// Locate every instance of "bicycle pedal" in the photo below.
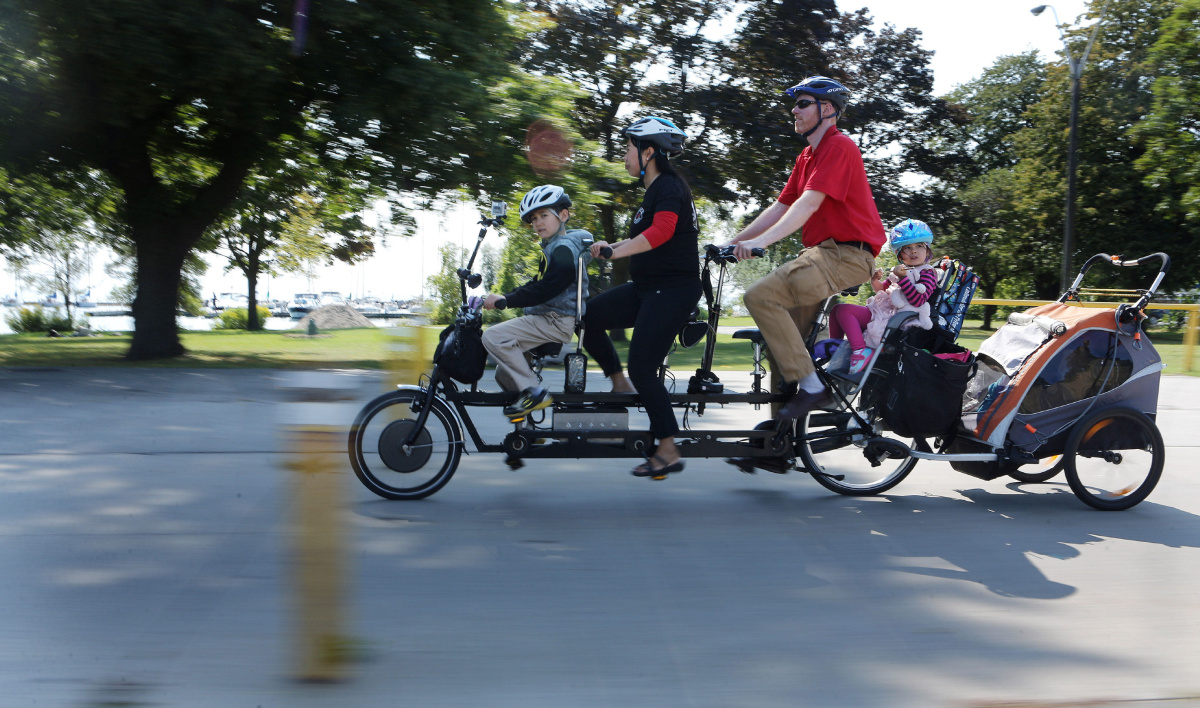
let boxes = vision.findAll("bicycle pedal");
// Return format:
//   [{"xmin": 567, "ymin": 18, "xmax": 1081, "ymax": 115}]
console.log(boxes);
[
  {"xmin": 725, "ymin": 458, "xmax": 757, "ymax": 475},
  {"xmin": 652, "ymin": 474, "xmax": 668, "ymax": 481},
  {"xmin": 508, "ymin": 416, "xmax": 526, "ymax": 424}
]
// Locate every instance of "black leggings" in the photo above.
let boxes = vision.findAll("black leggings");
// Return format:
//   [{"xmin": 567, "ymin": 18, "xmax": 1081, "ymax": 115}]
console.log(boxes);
[{"xmin": 582, "ymin": 280, "xmax": 702, "ymax": 439}]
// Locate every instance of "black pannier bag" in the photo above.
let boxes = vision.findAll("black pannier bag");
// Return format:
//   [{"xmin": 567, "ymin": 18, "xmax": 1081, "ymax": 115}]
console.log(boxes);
[
  {"xmin": 434, "ymin": 321, "xmax": 487, "ymax": 384},
  {"xmin": 880, "ymin": 330, "xmax": 976, "ymax": 439}
]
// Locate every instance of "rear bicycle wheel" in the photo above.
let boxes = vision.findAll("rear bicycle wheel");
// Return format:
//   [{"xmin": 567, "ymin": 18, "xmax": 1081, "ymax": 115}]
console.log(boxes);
[
  {"xmin": 1008, "ymin": 455, "xmax": 1065, "ymax": 483},
  {"xmin": 1064, "ymin": 408, "xmax": 1163, "ymax": 511},
  {"xmin": 797, "ymin": 407, "xmax": 917, "ymax": 496},
  {"xmin": 349, "ymin": 389, "xmax": 463, "ymax": 500}
]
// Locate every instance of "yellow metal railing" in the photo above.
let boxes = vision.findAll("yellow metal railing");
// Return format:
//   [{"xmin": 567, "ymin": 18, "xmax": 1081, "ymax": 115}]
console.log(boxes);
[{"xmin": 971, "ymin": 298, "xmax": 1199, "ymax": 373}]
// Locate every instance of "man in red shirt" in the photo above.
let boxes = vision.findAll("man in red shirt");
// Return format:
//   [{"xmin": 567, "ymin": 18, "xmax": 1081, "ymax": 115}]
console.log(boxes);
[{"xmin": 729, "ymin": 76, "xmax": 886, "ymax": 421}]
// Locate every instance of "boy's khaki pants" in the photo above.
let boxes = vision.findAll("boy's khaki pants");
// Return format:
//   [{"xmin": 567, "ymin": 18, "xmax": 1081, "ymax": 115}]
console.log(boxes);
[
  {"xmin": 481, "ymin": 312, "xmax": 576, "ymax": 393},
  {"xmin": 743, "ymin": 238, "xmax": 875, "ymax": 402}
]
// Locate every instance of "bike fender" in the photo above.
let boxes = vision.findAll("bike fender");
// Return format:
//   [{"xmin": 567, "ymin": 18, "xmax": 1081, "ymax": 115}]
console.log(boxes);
[{"xmin": 392, "ymin": 384, "xmax": 467, "ymax": 443}]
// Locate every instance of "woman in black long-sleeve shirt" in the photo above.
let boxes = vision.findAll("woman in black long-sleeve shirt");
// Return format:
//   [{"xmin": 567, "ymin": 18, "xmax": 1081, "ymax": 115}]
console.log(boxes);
[{"xmin": 585, "ymin": 117, "xmax": 701, "ymax": 479}]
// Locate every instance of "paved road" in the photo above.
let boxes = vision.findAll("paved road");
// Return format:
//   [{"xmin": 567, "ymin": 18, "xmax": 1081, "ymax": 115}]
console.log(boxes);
[{"xmin": 2, "ymin": 367, "xmax": 1200, "ymax": 707}]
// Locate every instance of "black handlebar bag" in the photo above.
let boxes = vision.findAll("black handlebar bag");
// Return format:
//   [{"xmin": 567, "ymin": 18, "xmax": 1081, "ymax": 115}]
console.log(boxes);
[
  {"xmin": 880, "ymin": 333, "xmax": 976, "ymax": 440},
  {"xmin": 434, "ymin": 320, "xmax": 487, "ymax": 384}
]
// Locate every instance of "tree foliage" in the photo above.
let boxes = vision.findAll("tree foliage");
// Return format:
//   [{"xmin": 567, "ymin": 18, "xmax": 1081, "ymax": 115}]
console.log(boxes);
[
  {"xmin": 1136, "ymin": 0, "xmax": 1200, "ymax": 281},
  {"xmin": 929, "ymin": 0, "xmax": 1193, "ymax": 313},
  {"xmin": 0, "ymin": 0, "xmax": 516, "ymax": 358},
  {"xmin": 207, "ymin": 124, "xmax": 379, "ymax": 330},
  {"xmin": 1008, "ymin": 0, "xmax": 1190, "ymax": 297},
  {"xmin": 426, "ymin": 243, "xmax": 470, "ymax": 325},
  {"xmin": 0, "ymin": 169, "xmax": 122, "ymax": 321}
]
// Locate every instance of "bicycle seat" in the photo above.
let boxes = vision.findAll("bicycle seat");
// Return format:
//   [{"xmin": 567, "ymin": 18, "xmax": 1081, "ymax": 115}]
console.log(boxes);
[
  {"xmin": 528, "ymin": 342, "xmax": 563, "ymax": 358},
  {"xmin": 840, "ymin": 285, "xmax": 861, "ymax": 297},
  {"xmin": 731, "ymin": 329, "xmax": 765, "ymax": 345}
]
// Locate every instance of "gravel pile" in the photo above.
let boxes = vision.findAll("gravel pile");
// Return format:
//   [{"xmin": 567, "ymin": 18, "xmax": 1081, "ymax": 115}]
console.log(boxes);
[{"xmin": 291, "ymin": 303, "xmax": 374, "ymax": 330}]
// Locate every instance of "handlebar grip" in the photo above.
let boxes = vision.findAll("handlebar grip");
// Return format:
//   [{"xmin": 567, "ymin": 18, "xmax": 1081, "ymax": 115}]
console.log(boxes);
[
  {"xmin": 1116, "ymin": 252, "xmax": 1172, "ymax": 275},
  {"xmin": 750, "ymin": 248, "xmax": 765, "ymax": 258},
  {"xmin": 599, "ymin": 246, "xmax": 613, "ymax": 259}
]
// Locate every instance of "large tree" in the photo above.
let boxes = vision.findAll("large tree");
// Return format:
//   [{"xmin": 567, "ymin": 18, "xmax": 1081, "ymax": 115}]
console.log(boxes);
[
  {"xmin": 1136, "ymin": 0, "xmax": 1200, "ymax": 278},
  {"xmin": 1007, "ymin": 0, "xmax": 1190, "ymax": 297},
  {"xmin": 923, "ymin": 52, "xmax": 1050, "ymax": 327},
  {"xmin": 0, "ymin": 0, "xmax": 514, "ymax": 359}
]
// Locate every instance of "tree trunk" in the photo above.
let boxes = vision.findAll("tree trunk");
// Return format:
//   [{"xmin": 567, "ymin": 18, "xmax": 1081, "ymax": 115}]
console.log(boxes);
[
  {"xmin": 247, "ymin": 250, "xmax": 261, "ymax": 332},
  {"xmin": 981, "ymin": 283, "xmax": 997, "ymax": 330},
  {"xmin": 104, "ymin": 135, "xmax": 256, "ymax": 359},
  {"xmin": 127, "ymin": 229, "xmax": 192, "ymax": 360}
]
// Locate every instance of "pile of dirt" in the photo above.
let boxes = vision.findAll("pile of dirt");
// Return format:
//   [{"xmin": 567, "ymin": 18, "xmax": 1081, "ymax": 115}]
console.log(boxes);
[{"xmin": 291, "ymin": 303, "xmax": 374, "ymax": 330}]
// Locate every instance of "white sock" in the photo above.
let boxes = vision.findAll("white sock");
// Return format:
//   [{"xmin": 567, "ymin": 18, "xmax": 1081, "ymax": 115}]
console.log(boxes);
[{"xmin": 798, "ymin": 372, "xmax": 824, "ymax": 394}]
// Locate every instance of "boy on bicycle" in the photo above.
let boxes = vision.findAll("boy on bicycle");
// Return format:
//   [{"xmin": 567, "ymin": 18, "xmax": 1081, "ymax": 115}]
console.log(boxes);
[{"xmin": 482, "ymin": 185, "xmax": 593, "ymax": 419}]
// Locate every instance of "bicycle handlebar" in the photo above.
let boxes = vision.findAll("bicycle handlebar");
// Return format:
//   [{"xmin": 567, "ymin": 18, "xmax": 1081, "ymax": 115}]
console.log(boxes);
[
  {"xmin": 1062, "ymin": 251, "xmax": 1172, "ymax": 306},
  {"xmin": 704, "ymin": 243, "xmax": 764, "ymax": 263}
]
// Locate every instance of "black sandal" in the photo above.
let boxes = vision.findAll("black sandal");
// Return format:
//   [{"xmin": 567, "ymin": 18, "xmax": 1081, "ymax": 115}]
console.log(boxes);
[{"xmin": 631, "ymin": 454, "xmax": 685, "ymax": 479}]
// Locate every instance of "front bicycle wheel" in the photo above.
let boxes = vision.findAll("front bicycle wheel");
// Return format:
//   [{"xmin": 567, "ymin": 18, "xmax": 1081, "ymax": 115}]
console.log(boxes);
[
  {"xmin": 349, "ymin": 389, "xmax": 463, "ymax": 500},
  {"xmin": 1064, "ymin": 407, "xmax": 1163, "ymax": 511},
  {"xmin": 797, "ymin": 407, "xmax": 917, "ymax": 496}
]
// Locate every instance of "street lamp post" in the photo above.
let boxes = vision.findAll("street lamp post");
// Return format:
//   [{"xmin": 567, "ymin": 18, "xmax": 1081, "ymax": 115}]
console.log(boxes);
[{"xmin": 1031, "ymin": 3, "xmax": 1109, "ymax": 292}]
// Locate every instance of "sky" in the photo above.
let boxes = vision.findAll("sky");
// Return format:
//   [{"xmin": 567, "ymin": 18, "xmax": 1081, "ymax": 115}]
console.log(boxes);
[{"xmin": 3, "ymin": 0, "xmax": 1093, "ymax": 305}]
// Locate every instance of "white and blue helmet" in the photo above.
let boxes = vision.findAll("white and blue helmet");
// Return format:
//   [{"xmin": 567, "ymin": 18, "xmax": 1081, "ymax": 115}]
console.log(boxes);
[
  {"xmin": 621, "ymin": 116, "xmax": 688, "ymax": 157},
  {"xmin": 889, "ymin": 219, "xmax": 934, "ymax": 254}
]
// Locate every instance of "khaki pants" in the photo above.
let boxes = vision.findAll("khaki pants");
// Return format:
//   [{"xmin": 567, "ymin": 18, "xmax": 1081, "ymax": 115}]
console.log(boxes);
[
  {"xmin": 743, "ymin": 239, "xmax": 875, "ymax": 396},
  {"xmin": 481, "ymin": 313, "xmax": 576, "ymax": 392}
]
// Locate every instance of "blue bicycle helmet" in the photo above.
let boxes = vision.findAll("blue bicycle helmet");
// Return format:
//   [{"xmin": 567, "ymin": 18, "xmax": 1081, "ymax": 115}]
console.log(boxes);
[
  {"xmin": 784, "ymin": 77, "xmax": 851, "ymax": 139},
  {"xmin": 889, "ymin": 219, "xmax": 934, "ymax": 254},
  {"xmin": 784, "ymin": 76, "xmax": 851, "ymax": 114}
]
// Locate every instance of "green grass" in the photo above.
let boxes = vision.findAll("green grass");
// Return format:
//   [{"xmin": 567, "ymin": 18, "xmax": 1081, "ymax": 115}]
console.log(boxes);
[
  {"xmin": 2, "ymin": 318, "xmax": 1196, "ymax": 376},
  {"xmin": 0, "ymin": 327, "xmax": 389, "ymax": 368}
]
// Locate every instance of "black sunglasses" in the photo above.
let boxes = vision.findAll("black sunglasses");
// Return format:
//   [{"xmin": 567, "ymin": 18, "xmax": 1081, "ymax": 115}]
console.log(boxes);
[{"xmin": 793, "ymin": 98, "xmax": 819, "ymax": 110}]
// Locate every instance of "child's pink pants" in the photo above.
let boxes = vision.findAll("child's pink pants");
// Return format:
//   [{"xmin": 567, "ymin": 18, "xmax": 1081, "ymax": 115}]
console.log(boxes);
[{"xmin": 831, "ymin": 303, "xmax": 871, "ymax": 351}]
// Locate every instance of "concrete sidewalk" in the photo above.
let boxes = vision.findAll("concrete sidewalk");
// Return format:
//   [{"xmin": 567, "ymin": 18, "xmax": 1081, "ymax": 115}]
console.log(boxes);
[{"xmin": 2, "ymin": 367, "xmax": 1200, "ymax": 707}]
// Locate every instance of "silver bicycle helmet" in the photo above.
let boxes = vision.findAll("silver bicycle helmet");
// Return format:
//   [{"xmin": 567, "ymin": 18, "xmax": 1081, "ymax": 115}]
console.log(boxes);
[
  {"xmin": 621, "ymin": 116, "xmax": 688, "ymax": 158},
  {"xmin": 519, "ymin": 185, "xmax": 572, "ymax": 223}
]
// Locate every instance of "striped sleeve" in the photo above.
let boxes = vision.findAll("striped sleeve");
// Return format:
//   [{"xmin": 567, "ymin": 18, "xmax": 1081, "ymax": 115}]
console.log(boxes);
[{"xmin": 895, "ymin": 268, "xmax": 939, "ymax": 307}]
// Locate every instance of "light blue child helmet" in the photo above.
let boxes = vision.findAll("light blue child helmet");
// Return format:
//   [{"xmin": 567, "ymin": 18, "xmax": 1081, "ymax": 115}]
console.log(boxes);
[{"xmin": 889, "ymin": 219, "xmax": 934, "ymax": 254}]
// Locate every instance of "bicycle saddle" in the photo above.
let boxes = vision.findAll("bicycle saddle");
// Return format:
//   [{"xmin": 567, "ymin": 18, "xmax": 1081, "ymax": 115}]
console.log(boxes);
[
  {"xmin": 528, "ymin": 342, "xmax": 563, "ymax": 358},
  {"xmin": 731, "ymin": 329, "xmax": 765, "ymax": 345}
]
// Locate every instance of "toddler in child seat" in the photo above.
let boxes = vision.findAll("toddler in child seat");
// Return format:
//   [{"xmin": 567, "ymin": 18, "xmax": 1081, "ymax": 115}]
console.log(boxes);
[{"xmin": 828, "ymin": 219, "xmax": 939, "ymax": 375}]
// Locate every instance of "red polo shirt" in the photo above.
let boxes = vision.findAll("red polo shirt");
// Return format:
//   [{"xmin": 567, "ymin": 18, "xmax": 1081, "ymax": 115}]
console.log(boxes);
[{"xmin": 777, "ymin": 126, "xmax": 886, "ymax": 255}]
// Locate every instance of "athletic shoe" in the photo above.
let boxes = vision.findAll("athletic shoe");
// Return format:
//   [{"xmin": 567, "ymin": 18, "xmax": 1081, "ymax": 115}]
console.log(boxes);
[
  {"xmin": 847, "ymin": 348, "xmax": 874, "ymax": 375},
  {"xmin": 503, "ymin": 386, "xmax": 553, "ymax": 420}
]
